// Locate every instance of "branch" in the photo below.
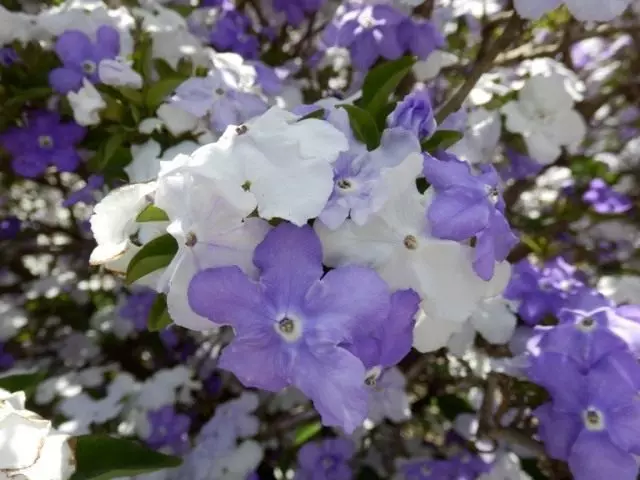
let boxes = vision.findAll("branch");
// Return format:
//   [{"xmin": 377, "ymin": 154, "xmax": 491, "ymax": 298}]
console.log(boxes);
[{"xmin": 435, "ymin": 12, "xmax": 526, "ymax": 123}]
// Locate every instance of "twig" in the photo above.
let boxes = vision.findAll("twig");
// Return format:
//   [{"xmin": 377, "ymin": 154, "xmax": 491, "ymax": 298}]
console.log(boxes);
[{"xmin": 435, "ymin": 13, "xmax": 525, "ymax": 124}]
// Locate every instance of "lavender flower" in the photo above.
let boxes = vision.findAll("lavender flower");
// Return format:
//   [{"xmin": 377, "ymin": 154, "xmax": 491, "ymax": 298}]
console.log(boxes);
[
  {"xmin": 145, "ymin": 406, "xmax": 191, "ymax": 455},
  {"xmin": 295, "ymin": 438, "xmax": 355, "ymax": 480},
  {"xmin": 118, "ymin": 288, "xmax": 157, "ymax": 332},
  {"xmin": 188, "ymin": 223, "xmax": 392, "ymax": 433},
  {"xmin": 209, "ymin": 5, "xmax": 259, "ymax": 59},
  {"xmin": 63, "ymin": 175, "xmax": 104, "ymax": 208},
  {"xmin": 0, "ymin": 216, "xmax": 20, "ymax": 240},
  {"xmin": 0, "ymin": 111, "xmax": 86, "ymax": 177},
  {"xmin": 498, "ymin": 148, "xmax": 543, "ymax": 181},
  {"xmin": 273, "ymin": 0, "xmax": 327, "ymax": 26},
  {"xmin": 424, "ymin": 153, "xmax": 518, "ymax": 280},
  {"xmin": 583, "ymin": 178, "xmax": 633, "ymax": 214},
  {"xmin": 49, "ymin": 26, "xmax": 120, "ymax": 94},
  {"xmin": 388, "ymin": 89, "xmax": 437, "ymax": 140}
]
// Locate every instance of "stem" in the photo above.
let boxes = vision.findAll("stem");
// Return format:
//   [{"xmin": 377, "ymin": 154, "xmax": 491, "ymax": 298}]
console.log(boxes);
[{"xmin": 435, "ymin": 13, "xmax": 525, "ymax": 124}]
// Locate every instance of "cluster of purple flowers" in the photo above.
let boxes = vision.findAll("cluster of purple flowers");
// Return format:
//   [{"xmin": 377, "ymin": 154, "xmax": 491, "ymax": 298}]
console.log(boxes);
[
  {"xmin": 527, "ymin": 288, "xmax": 640, "ymax": 480},
  {"xmin": 323, "ymin": 3, "xmax": 444, "ymax": 70}
]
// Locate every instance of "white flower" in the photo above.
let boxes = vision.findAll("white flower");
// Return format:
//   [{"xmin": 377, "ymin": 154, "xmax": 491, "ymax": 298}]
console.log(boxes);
[
  {"xmin": 0, "ymin": 389, "xmax": 75, "ymax": 480},
  {"xmin": 449, "ymin": 108, "xmax": 501, "ymax": 164},
  {"xmin": 150, "ymin": 29, "xmax": 208, "ymax": 69},
  {"xmin": 99, "ymin": 59, "xmax": 143, "ymax": 89},
  {"xmin": 188, "ymin": 106, "xmax": 349, "ymax": 225},
  {"xmin": 127, "ymin": 140, "xmax": 199, "ymax": 183},
  {"xmin": 0, "ymin": 6, "xmax": 40, "ymax": 45},
  {"xmin": 210, "ymin": 51, "xmax": 259, "ymax": 91},
  {"xmin": 413, "ymin": 50, "xmax": 458, "ymax": 82},
  {"xmin": 502, "ymin": 74, "xmax": 586, "ymax": 164},
  {"xmin": 133, "ymin": 3, "xmax": 186, "ymax": 32},
  {"xmin": 366, "ymin": 367, "xmax": 410, "ymax": 424},
  {"xmin": 154, "ymin": 168, "xmax": 270, "ymax": 330},
  {"xmin": 469, "ymin": 73, "xmax": 511, "ymax": 106},
  {"xmin": 135, "ymin": 366, "xmax": 198, "ymax": 411},
  {"xmin": 598, "ymin": 275, "xmax": 640, "ymax": 304},
  {"xmin": 89, "ymin": 182, "xmax": 157, "ymax": 266},
  {"xmin": 477, "ymin": 451, "xmax": 532, "ymax": 480},
  {"xmin": 156, "ymin": 104, "xmax": 201, "ymax": 137},
  {"xmin": 0, "ymin": 301, "xmax": 27, "ymax": 342},
  {"xmin": 413, "ymin": 307, "xmax": 466, "ymax": 353},
  {"xmin": 67, "ymin": 79, "xmax": 106, "ymax": 126},
  {"xmin": 514, "ymin": 0, "xmax": 631, "ymax": 22},
  {"xmin": 316, "ymin": 189, "xmax": 511, "ymax": 326}
]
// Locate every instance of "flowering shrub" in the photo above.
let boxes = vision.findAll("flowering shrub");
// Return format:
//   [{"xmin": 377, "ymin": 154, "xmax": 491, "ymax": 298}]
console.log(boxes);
[{"xmin": 1, "ymin": 0, "xmax": 640, "ymax": 479}]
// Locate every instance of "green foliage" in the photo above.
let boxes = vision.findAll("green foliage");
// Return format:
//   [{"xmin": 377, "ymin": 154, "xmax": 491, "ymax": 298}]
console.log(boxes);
[
  {"xmin": 293, "ymin": 421, "xmax": 323, "ymax": 446},
  {"xmin": 147, "ymin": 293, "xmax": 172, "ymax": 332},
  {"xmin": 339, "ymin": 104, "xmax": 381, "ymax": 150},
  {"xmin": 136, "ymin": 205, "xmax": 170, "ymax": 223},
  {"xmin": 421, "ymin": 130, "xmax": 464, "ymax": 153},
  {"xmin": 125, "ymin": 233, "xmax": 178, "ymax": 285},
  {"xmin": 70, "ymin": 435, "xmax": 181, "ymax": 480},
  {"xmin": 0, "ymin": 371, "xmax": 46, "ymax": 396},
  {"xmin": 435, "ymin": 394, "xmax": 476, "ymax": 421}
]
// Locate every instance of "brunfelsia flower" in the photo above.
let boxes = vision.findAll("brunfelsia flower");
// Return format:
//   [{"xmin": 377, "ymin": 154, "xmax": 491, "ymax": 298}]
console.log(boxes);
[
  {"xmin": 273, "ymin": 0, "xmax": 327, "ymax": 27},
  {"xmin": 188, "ymin": 223, "xmax": 392, "ymax": 433},
  {"xmin": 583, "ymin": 178, "xmax": 633, "ymax": 214},
  {"xmin": 423, "ymin": 153, "xmax": 518, "ymax": 281},
  {"xmin": 295, "ymin": 438, "xmax": 355, "ymax": 480},
  {"xmin": 532, "ymin": 351, "xmax": 640, "ymax": 480},
  {"xmin": 145, "ymin": 406, "xmax": 191, "ymax": 455},
  {"xmin": 387, "ymin": 89, "xmax": 437, "ymax": 140},
  {"xmin": 0, "ymin": 110, "xmax": 86, "ymax": 178},
  {"xmin": 49, "ymin": 25, "xmax": 120, "ymax": 93}
]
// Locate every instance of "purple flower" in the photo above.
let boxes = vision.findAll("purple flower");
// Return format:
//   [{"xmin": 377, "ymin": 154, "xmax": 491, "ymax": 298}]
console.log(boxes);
[
  {"xmin": 273, "ymin": 0, "xmax": 326, "ymax": 26},
  {"xmin": 0, "ymin": 344, "xmax": 15, "ymax": 371},
  {"xmin": 49, "ymin": 26, "xmax": 120, "ymax": 93},
  {"xmin": 533, "ymin": 352, "xmax": 640, "ymax": 480},
  {"xmin": 583, "ymin": 178, "xmax": 633, "ymax": 214},
  {"xmin": 423, "ymin": 154, "xmax": 518, "ymax": 280},
  {"xmin": 324, "ymin": 4, "xmax": 407, "ymax": 71},
  {"xmin": 319, "ymin": 128, "xmax": 420, "ymax": 229},
  {"xmin": 0, "ymin": 47, "xmax": 18, "ymax": 66},
  {"xmin": 160, "ymin": 328, "xmax": 179, "ymax": 349},
  {"xmin": 0, "ymin": 216, "xmax": 20, "ymax": 240},
  {"xmin": 398, "ymin": 458, "xmax": 456, "ymax": 479},
  {"xmin": 346, "ymin": 289, "xmax": 419, "ymax": 370},
  {"xmin": 503, "ymin": 258, "xmax": 585, "ymax": 325},
  {"xmin": 388, "ymin": 89, "xmax": 437, "ymax": 140},
  {"xmin": 171, "ymin": 74, "xmax": 267, "ymax": 132},
  {"xmin": 63, "ymin": 174, "xmax": 104, "ymax": 207},
  {"xmin": 209, "ymin": 7, "xmax": 259, "ymax": 59},
  {"xmin": 188, "ymin": 223, "xmax": 392, "ymax": 433},
  {"xmin": 397, "ymin": 17, "xmax": 444, "ymax": 60},
  {"xmin": 295, "ymin": 438, "xmax": 355, "ymax": 480},
  {"xmin": 0, "ymin": 111, "xmax": 86, "ymax": 177},
  {"xmin": 146, "ymin": 406, "xmax": 191, "ymax": 455},
  {"xmin": 118, "ymin": 288, "xmax": 157, "ymax": 331},
  {"xmin": 498, "ymin": 148, "xmax": 543, "ymax": 181}
]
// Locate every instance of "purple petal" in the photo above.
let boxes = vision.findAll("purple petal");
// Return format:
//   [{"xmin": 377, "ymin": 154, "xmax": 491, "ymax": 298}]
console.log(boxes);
[
  {"xmin": 188, "ymin": 266, "xmax": 271, "ymax": 328},
  {"xmin": 535, "ymin": 403, "xmax": 582, "ymax": 460},
  {"xmin": 12, "ymin": 153, "xmax": 48, "ymax": 178},
  {"xmin": 376, "ymin": 28, "xmax": 404, "ymax": 60},
  {"xmin": 378, "ymin": 289, "xmax": 420, "ymax": 367},
  {"xmin": 527, "ymin": 352, "xmax": 586, "ymax": 411},
  {"xmin": 293, "ymin": 346, "xmax": 368, "ymax": 433},
  {"xmin": 51, "ymin": 147, "xmax": 81, "ymax": 172},
  {"xmin": 587, "ymin": 350, "xmax": 640, "ymax": 409},
  {"xmin": 95, "ymin": 25, "xmax": 120, "ymax": 57},
  {"xmin": 55, "ymin": 30, "xmax": 93, "ymax": 66},
  {"xmin": 473, "ymin": 229, "xmax": 496, "ymax": 281},
  {"xmin": 609, "ymin": 400, "xmax": 640, "ymax": 454},
  {"xmin": 428, "ymin": 191, "xmax": 489, "ymax": 240},
  {"xmin": 350, "ymin": 33, "xmax": 379, "ymax": 70},
  {"xmin": 302, "ymin": 265, "xmax": 391, "ymax": 343},
  {"xmin": 423, "ymin": 154, "xmax": 476, "ymax": 190},
  {"xmin": 48, "ymin": 67, "xmax": 84, "ymax": 94},
  {"xmin": 254, "ymin": 224, "xmax": 323, "ymax": 314},
  {"xmin": 568, "ymin": 431, "xmax": 638, "ymax": 480},
  {"xmin": 219, "ymin": 333, "xmax": 290, "ymax": 391}
]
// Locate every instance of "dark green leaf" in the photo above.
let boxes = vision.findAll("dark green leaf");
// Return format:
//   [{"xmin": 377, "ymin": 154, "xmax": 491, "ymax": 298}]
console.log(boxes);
[
  {"xmin": 0, "ymin": 371, "xmax": 46, "ymax": 395},
  {"xmin": 520, "ymin": 458, "xmax": 547, "ymax": 480},
  {"xmin": 90, "ymin": 133, "xmax": 127, "ymax": 173},
  {"xmin": 421, "ymin": 130, "xmax": 464, "ymax": 153},
  {"xmin": 176, "ymin": 58, "xmax": 194, "ymax": 77},
  {"xmin": 136, "ymin": 205, "xmax": 170, "ymax": 223},
  {"xmin": 5, "ymin": 87, "xmax": 53, "ymax": 109},
  {"xmin": 339, "ymin": 104, "xmax": 381, "ymax": 150},
  {"xmin": 298, "ymin": 108, "xmax": 325, "ymax": 121},
  {"xmin": 360, "ymin": 56, "xmax": 416, "ymax": 120},
  {"xmin": 126, "ymin": 234, "xmax": 178, "ymax": 285},
  {"xmin": 436, "ymin": 394, "xmax": 475, "ymax": 421},
  {"xmin": 118, "ymin": 87, "xmax": 144, "ymax": 106},
  {"xmin": 152, "ymin": 58, "xmax": 176, "ymax": 78},
  {"xmin": 70, "ymin": 435, "xmax": 181, "ymax": 480},
  {"xmin": 293, "ymin": 421, "xmax": 322, "ymax": 446},
  {"xmin": 147, "ymin": 294, "xmax": 172, "ymax": 332},
  {"xmin": 145, "ymin": 77, "xmax": 186, "ymax": 109}
]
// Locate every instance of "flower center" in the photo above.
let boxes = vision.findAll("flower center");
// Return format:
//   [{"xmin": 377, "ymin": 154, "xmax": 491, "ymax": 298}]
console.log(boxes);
[
  {"xmin": 82, "ymin": 60, "xmax": 97, "ymax": 74},
  {"xmin": 320, "ymin": 456, "xmax": 336, "ymax": 470},
  {"xmin": 337, "ymin": 178, "xmax": 353, "ymax": 191},
  {"xmin": 403, "ymin": 235, "xmax": 418, "ymax": 250},
  {"xmin": 214, "ymin": 87, "xmax": 225, "ymax": 96},
  {"xmin": 364, "ymin": 366, "xmax": 382, "ymax": 387},
  {"xmin": 484, "ymin": 184, "xmax": 499, "ymax": 205},
  {"xmin": 420, "ymin": 465, "xmax": 431, "ymax": 475},
  {"xmin": 358, "ymin": 12, "xmax": 375, "ymax": 28},
  {"xmin": 38, "ymin": 135, "xmax": 54, "ymax": 149},
  {"xmin": 275, "ymin": 316, "xmax": 302, "ymax": 342},
  {"xmin": 583, "ymin": 407, "xmax": 605, "ymax": 431},
  {"xmin": 185, "ymin": 231, "xmax": 197, "ymax": 247},
  {"xmin": 235, "ymin": 124, "xmax": 248, "ymax": 135},
  {"xmin": 577, "ymin": 316, "xmax": 597, "ymax": 332}
]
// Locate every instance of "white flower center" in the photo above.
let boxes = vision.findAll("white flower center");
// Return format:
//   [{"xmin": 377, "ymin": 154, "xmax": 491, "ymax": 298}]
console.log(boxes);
[
  {"xmin": 364, "ymin": 366, "xmax": 382, "ymax": 387},
  {"xmin": 576, "ymin": 316, "xmax": 597, "ymax": 332},
  {"xmin": 185, "ymin": 231, "xmax": 197, "ymax": 247},
  {"xmin": 337, "ymin": 178, "xmax": 355, "ymax": 191},
  {"xmin": 358, "ymin": 12, "xmax": 375, "ymax": 28},
  {"xmin": 403, "ymin": 235, "xmax": 418, "ymax": 250},
  {"xmin": 275, "ymin": 316, "xmax": 302, "ymax": 342},
  {"xmin": 82, "ymin": 60, "xmax": 97, "ymax": 74},
  {"xmin": 235, "ymin": 124, "xmax": 248, "ymax": 135},
  {"xmin": 583, "ymin": 407, "xmax": 605, "ymax": 431},
  {"xmin": 38, "ymin": 135, "xmax": 53, "ymax": 149},
  {"xmin": 484, "ymin": 184, "xmax": 499, "ymax": 205}
]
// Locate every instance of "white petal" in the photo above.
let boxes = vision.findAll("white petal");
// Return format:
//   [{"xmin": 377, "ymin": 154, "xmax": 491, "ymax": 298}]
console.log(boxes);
[
  {"xmin": 447, "ymin": 321, "xmax": 477, "ymax": 356},
  {"xmin": 15, "ymin": 431, "xmax": 76, "ymax": 480},
  {"xmin": 471, "ymin": 297, "xmax": 517, "ymax": 345},
  {"xmin": 0, "ymin": 410, "xmax": 51, "ymax": 470},
  {"xmin": 413, "ymin": 308, "xmax": 464, "ymax": 353}
]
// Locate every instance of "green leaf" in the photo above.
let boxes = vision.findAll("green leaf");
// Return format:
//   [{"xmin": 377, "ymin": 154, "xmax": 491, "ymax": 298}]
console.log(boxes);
[
  {"xmin": 117, "ymin": 87, "xmax": 144, "ymax": 106},
  {"xmin": 145, "ymin": 77, "xmax": 187, "ymax": 109},
  {"xmin": 338, "ymin": 104, "xmax": 381, "ymax": 150},
  {"xmin": 421, "ymin": 130, "xmax": 464, "ymax": 153},
  {"xmin": 126, "ymin": 234, "xmax": 178, "ymax": 285},
  {"xmin": 298, "ymin": 108, "xmax": 325, "ymax": 121},
  {"xmin": 136, "ymin": 205, "xmax": 170, "ymax": 222},
  {"xmin": 70, "ymin": 435, "xmax": 181, "ymax": 480},
  {"xmin": 147, "ymin": 294, "xmax": 172, "ymax": 332},
  {"xmin": 176, "ymin": 58, "xmax": 194, "ymax": 77},
  {"xmin": 153, "ymin": 58, "xmax": 176, "ymax": 78},
  {"xmin": 360, "ymin": 56, "xmax": 415, "ymax": 120},
  {"xmin": 293, "ymin": 421, "xmax": 322, "ymax": 446},
  {"xmin": 5, "ymin": 87, "xmax": 53, "ymax": 109},
  {"xmin": 0, "ymin": 371, "xmax": 46, "ymax": 395},
  {"xmin": 520, "ymin": 458, "xmax": 547, "ymax": 480},
  {"xmin": 436, "ymin": 394, "xmax": 475, "ymax": 421},
  {"xmin": 89, "ymin": 133, "xmax": 127, "ymax": 173}
]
